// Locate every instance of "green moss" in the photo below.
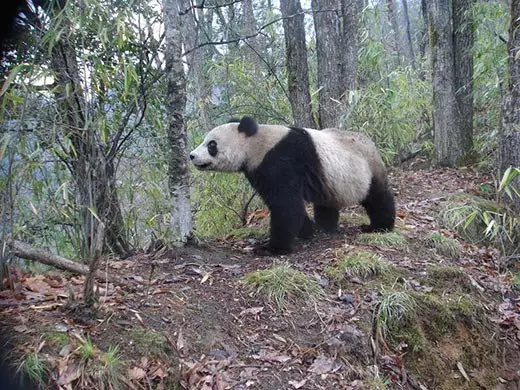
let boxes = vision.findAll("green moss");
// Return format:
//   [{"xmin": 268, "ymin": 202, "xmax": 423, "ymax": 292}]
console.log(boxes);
[
  {"xmin": 425, "ymin": 265, "xmax": 473, "ymax": 293},
  {"xmin": 424, "ymin": 232, "xmax": 461, "ymax": 259},
  {"xmin": 129, "ymin": 329, "xmax": 168, "ymax": 357},
  {"xmin": 325, "ymin": 251, "xmax": 390, "ymax": 283},
  {"xmin": 513, "ymin": 272, "xmax": 520, "ymax": 289},
  {"xmin": 357, "ymin": 231, "xmax": 408, "ymax": 249},
  {"xmin": 44, "ymin": 331, "xmax": 69, "ymax": 348},
  {"xmin": 229, "ymin": 224, "xmax": 269, "ymax": 240}
]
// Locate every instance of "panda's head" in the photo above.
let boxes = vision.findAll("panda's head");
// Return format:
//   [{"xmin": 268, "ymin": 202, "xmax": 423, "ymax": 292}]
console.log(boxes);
[{"xmin": 189, "ymin": 117, "xmax": 257, "ymax": 172}]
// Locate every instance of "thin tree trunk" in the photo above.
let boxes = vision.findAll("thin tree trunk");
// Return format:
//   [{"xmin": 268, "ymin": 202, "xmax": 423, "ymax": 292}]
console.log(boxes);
[
  {"xmin": 499, "ymin": 0, "xmax": 520, "ymax": 210},
  {"xmin": 280, "ymin": 0, "xmax": 316, "ymax": 128},
  {"xmin": 8, "ymin": 240, "xmax": 128, "ymax": 287},
  {"xmin": 164, "ymin": 0, "xmax": 193, "ymax": 245},
  {"xmin": 50, "ymin": 39, "xmax": 130, "ymax": 258},
  {"xmin": 312, "ymin": 0, "xmax": 343, "ymax": 128},
  {"xmin": 242, "ymin": 0, "xmax": 261, "ymax": 70},
  {"xmin": 340, "ymin": 0, "xmax": 360, "ymax": 101},
  {"xmin": 386, "ymin": 0, "xmax": 403, "ymax": 66},
  {"xmin": 453, "ymin": 0, "xmax": 474, "ymax": 154},
  {"xmin": 183, "ymin": 0, "xmax": 214, "ymax": 131},
  {"xmin": 427, "ymin": 0, "xmax": 463, "ymax": 166},
  {"xmin": 401, "ymin": 0, "xmax": 416, "ymax": 70}
]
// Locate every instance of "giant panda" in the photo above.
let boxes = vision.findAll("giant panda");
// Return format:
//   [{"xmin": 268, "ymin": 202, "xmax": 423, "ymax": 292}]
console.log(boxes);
[{"xmin": 190, "ymin": 117, "xmax": 396, "ymax": 254}]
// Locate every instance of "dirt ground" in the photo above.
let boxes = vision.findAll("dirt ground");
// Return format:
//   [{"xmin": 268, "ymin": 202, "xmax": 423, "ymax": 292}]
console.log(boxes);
[{"xmin": 1, "ymin": 160, "xmax": 520, "ymax": 390}]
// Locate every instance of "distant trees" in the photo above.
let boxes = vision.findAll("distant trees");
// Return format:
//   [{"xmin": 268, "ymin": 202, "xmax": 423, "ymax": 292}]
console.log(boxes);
[
  {"xmin": 426, "ymin": 0, "xmax": 474, "ymax": 166},
  {"xmin": 499, "ymin": 0, "xmax": 520, "ymax": 210}
]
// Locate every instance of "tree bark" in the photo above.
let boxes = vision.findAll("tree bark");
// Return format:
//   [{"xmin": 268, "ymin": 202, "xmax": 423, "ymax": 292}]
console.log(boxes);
[
  {"xmin": 340, "ymin": 0, "xmax": 360, "ymax": 102},
  {"xmin": 386, "ymin": 0, "xmax": 403, "ymax": 66},
  {"xmin": 427, "ymin": 0, "xmax": 465, "ymax": 166},
  {"xmin": 312, "ymin": 0, "xmax": 344, "ymax": 128},
  {"xmin": 280, "ymin": 0, "xmax": 316, "ymax": 128},
  {"xmin": 453, "ymin": 0, "xmax": 474, "ymax": 155},
  {"xmin": 164, "ymin": 0, "xmax": 193, "ymax": 245},
  {"xmin": 401, "ymin": 0, "xmax": 416, "ymax": 70},
  {"xmin": 50, "ymin": 35, "xmax": 130, "ymax": 258},
  {"xmin": 183, "ymin": 0, "xmax": 214, "ymax": 131},
  {"xmin": 8, "ymin": 240, "xmax": 128, "ymax": 287},
  {"xmin": 499, "ymin": 0, "xmax": 520, "ymax": 210},
  {"xmin": 242, "ymin": 0, "xmax": 261, "ymax": 71}
]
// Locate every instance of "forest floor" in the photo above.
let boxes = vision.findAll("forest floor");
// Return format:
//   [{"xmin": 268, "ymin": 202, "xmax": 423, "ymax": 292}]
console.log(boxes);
[{"xmin": 1, "ymin": 159, "xmax": 520, "ymax": 390}]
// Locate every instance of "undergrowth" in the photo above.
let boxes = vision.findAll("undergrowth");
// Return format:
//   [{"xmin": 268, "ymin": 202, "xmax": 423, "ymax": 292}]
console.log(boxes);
[{"xmin": 243, "ymin": 263, "xmax": 323, "ymax": 310}]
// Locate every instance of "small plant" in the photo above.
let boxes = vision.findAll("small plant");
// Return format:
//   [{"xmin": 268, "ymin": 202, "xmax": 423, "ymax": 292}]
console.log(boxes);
[
  {"xmin": 357, "ymin": 231, "xmax": 408, "ymax": 249},
  {"xmin": 130, "ymin": 329, "xmax": 167, "ymax": 357},
  {"xmin": 374, "ymin": 291, "xmax": 417, "ymax": 341},
  {"xmin": 512, "ymin": 273, "xmax": 520, "ymax": 289},
  {"xmin": 326, "ymin": 251, "xmax": 390, "ymax": 282},
  {"xmin": 78, "ymin": 338, "xmax": 95, "ymax": 361},
  {"xmin": 44, "ymin": 331, "xmax": 69, "ymax": 348},
  {"xmin": 21, "ymin": 352, "xmax": 47, "ymax": 385},
  {"xmin": 100, "ymin": 345, "xmax": 123, "ymax": 389},
  {"xmin": 243, "ymin": 263, "xmax": 323, "ymax": 309},
  {"xmin": 424, "ymin": 232, "xmax": 461, "ymax": 259}
]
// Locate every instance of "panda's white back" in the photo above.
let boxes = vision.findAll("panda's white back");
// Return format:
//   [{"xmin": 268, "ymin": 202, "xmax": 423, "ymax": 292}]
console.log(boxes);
[{"xmin": 306, "ymin": 128, "xmax": 373, "ymax": 208}]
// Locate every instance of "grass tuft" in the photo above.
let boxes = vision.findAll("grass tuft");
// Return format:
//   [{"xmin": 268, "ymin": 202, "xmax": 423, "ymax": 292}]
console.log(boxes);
[
  {"xmin": 424, "ymin": 232, "xmax": 461, "ymax": 259},
  {"xmin": 357, "ymin": 231, "xmax": 408, "ymax": 249},
  {"xmin": 374, "ymin": 291, "xmax": 417, "ymax": 341},
  {"xmin": 243, "ymin": 263, "xmax": 323, "ymax": 309},
  {"xmin": 325, "ymin": 251, "xmax": 390, "ymax": 283},
  {"xmin": 21, "ymin": 352, "xmax": 47, "ymax": 385},
  {"xmin": 100, "ymin": 345, "xmax": 123, "ymax": 389},
  {"xmin": 78, "ymin": 338, "xmax": 95, "ymax": 361}
]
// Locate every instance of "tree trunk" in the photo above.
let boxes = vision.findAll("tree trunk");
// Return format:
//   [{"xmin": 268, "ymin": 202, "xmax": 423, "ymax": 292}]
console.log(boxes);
[
  {"xmin": 419, "ymin": 0, "xmax": 428, "ymax": 59},
  {"xmin": 340, "ymin": 0, "xmax": 360, "ymax": 101},
  {"xmin": 242, "ymin": 0, "xmax": 261, "ymax": 71},
  {"xmin": 401, "ymin": 0, "xmax": 416, "ymax": 70},
  {"xmin": 183, "ymin": 0, "xmax": 214, "ymax": 131},
  {"xmin": 386, "ymin": 0, "xmax": 403, "ymax": 66},
  {"xmin": 50, "ymin": 39, "xmax": 130, "ymax": 258},
  {"xmin": 499, "ymin": 0, "xmax": 520, "ymax": 210},
  {"xmin": 312, "ymin": 0, "xmax": 344, "ymax": 128},
  {"xmin": 164, "ymin": 0, "xmax": 193, "ymax": 245},
  {"xmin": 280, "ymin": 0, "xmax": 316, "ymax": 128},
  {"xmin": 427, "ymin": 0, "xmax": 464, "ymax": 166},
  {"xmin": 453, "ymin": 0, "xmax": 474, "ymax": 154}
]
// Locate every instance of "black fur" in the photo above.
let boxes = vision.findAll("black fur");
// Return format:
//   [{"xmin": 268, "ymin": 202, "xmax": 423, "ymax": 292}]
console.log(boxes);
[
  {"xmin": 245, "ymin": 127, "xmax": 325, "ymax": 253},
  {"xmin": 314, "ymin": 205, "xmax": 339, "ymax": 232},
  {"xmin": 361, "ymin": 176, "xmax": 396, "ymax": 232},
  {"xmin": 238, "ymin": 117, "xmax": 258, "ymax": 137}
]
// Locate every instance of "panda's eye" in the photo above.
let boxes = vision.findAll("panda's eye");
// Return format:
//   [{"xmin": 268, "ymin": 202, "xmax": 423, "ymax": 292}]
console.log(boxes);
[{"xmin": 207, "ymin": 140, "xmax": 218, "ymax": 157}]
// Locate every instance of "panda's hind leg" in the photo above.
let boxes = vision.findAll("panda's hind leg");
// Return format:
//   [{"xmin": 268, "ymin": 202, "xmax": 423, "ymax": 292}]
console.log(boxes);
[
  {"xmin": 361, "ymin": 177, "xmax": 396, "ymax": 232},
  {"xmin": 314, "ymin": 205, "xmax": 339, "ymax": 233}
]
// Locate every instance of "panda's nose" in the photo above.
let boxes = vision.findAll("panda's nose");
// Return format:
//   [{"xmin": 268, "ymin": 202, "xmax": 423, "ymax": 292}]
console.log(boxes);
[{"xmin": 189, "ymin": 153, "xmax": 195, "ymax": 160}]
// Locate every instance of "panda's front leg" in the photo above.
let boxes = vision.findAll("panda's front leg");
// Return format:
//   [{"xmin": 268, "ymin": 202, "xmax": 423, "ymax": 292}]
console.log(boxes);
[{"xmin": 268, "ymin": 202, "xmax": 306, "ymax": 254}]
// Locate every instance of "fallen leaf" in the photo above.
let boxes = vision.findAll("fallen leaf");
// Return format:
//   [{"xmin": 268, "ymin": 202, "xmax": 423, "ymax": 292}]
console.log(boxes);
[
  {"xmin": 13, "ymin": 324, "xmax": 28, "ymax": 333},
  {"xmin": 240, "ymin": 307, "xmax": 264, "ymax": 316},
  {"xmin": 457, "ymin": 361, "xmax": 470, "ymax": 381},
  {"xmin": 308, "ymin": 355, "xmax": 335, "ymax": 375},
  {"xmin": 288, "ymin": 379, "xmax": 307, "ymax": 389},
  {"xmin": 128, "ymin": 367, "xmax": 146, "ymax": 380}
]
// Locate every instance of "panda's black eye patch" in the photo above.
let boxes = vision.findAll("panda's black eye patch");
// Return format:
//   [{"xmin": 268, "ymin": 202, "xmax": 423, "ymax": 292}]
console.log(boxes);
[{"xmin": 207, "ymin": 140, "xmax": 218, "ymax": 157}]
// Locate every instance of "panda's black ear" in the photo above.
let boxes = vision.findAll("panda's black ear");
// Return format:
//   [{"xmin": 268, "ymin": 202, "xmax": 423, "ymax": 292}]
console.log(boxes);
[{"xmin": 238, "ymin": 116, "xmax": 258, "ymax": 137}]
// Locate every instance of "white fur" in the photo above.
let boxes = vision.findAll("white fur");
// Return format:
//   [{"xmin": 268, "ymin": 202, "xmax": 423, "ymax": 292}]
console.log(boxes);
[
  {"xmin": 190, "ymin": 123, "xmax": 289, "ymax": 172},
  {"xmin": 191, "ymin": 122, "xmax": 384, "ymax": 210},
  {"xmin": 307, "ymin": 129, "xmax": 373, "ymax": 207}
]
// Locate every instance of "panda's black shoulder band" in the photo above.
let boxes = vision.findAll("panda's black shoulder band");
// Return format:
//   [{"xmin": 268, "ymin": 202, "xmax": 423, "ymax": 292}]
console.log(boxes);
[{"xmin": 238, "ymin": 116, "xmax": 258, "ymax": 137}]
